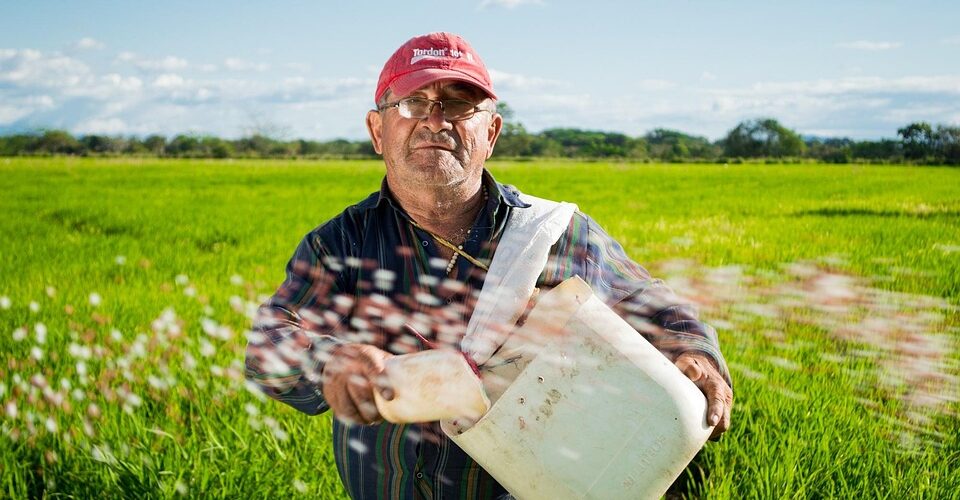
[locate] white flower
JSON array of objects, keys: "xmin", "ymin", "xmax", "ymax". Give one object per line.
[
  {"xmin": 31, "ymin": 347, "xmax": 43, "ymax": 361},
  {"xmin": 45, "ymin": 286, "xmax": 56, "ymax": 297},
  {"xmin": 230, "ymin": 274, "xmax": 244, "ymax": 286},
  {"xmin": 175, "ymin": 274, "xmax": 189, "ymax": 286},
  {"xmin": 126, "ymin": 393, "xmax": 143, "ymax": 407},
  {"xmin": 29, "ymin": 301, "xmax": 40, "ymax": 313},
  {"xmin": 229, "ymin": 295, "xmax": 243, "ymax": 312},
  {"xmin": 115, "ymin": 255, "xmax": 127, "ymax": 265},
  {"xmin": 89, "ymin": 293, "xmax": 102, "ymax": 307},
  {"xmin": 183, "ymin": 353, "xmax": 197, "ymax": 370},
  {"xmin": 13, "ymin": 327, "xmax": 27, "ymax": 341},
  {"xmin": 199, "ymin": 340, "xmax": 216, "ymax": 358},
  {"xmin": 110, "ymin": 329, "xmax": 123, "ymax": 342},
  {"xmin": 183, "ymin": 286, "xmax": 196, "ymax": 297},
  {"xmin": 45, "ymin": 417, "xmax": 58, "ymax": 433},
  {"xmin": 5, "ymin": 401, "xmax": 17, "ymax": 419},
  {"xmin": 34, "ymin": 323, "xmax": 47, "ymax": 344},
  {"xmin": 0, "ymin": 296, "xmax": 11, "ymax": 309},
  {"xmin": 292, "ymin": 479, "xmax": 307, "ymax": 493},
  {"xmin": 244, "ymin": 403, "xmax": 259, "ymax": 416}
]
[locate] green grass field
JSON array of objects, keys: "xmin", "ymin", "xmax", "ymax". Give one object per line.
[{"xmin": 1, "ymin": 157, "xmax": 958, "ymax": 498}]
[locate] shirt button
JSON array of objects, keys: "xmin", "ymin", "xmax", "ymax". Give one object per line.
[{"xmin": 416, "ymin": 472, "xmax": 424, "ymax": 479}]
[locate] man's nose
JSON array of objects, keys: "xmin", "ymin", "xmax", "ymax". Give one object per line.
[{"xmin": 422, "ymin": 102, "xmax": 453, "ymax": 133}]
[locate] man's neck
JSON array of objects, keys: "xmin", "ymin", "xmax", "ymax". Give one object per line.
[{"xmin": 388, "ymin": 176, "xmax": 486, "ymax": 244}]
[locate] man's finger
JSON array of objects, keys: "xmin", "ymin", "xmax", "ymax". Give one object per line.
[
  {"xmin": 345, "ymin": 374, "xmax": 380, "ymax": 424},
  {"xmin": 676, "ymin": 356, "xmax": 704, "ymax": 383},
  {"xmin": 330, "ymin": 381, "xmax": 364, "ymax": 425},
  {"xmin": 372, "ymin": 372, "xmax": 395, "ymax": 401}
]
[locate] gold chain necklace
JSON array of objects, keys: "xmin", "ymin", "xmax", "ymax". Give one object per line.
[{"xmin": 408, "ymin": 186, "xmax": 490, "ymax": 274}]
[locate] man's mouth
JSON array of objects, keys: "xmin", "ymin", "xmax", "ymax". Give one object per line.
[{"xmin": 412, "ymin": 143, "xmax": 454, "ymax": 151}]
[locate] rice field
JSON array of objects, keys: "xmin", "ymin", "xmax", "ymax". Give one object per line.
[{"xmin": 1, "ymin": 157, "xmax": 958, "ymax": 498}]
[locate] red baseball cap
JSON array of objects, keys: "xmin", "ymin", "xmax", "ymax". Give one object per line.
[{"xmin": 375, "ymin": 32, "xmax": 497, "ymax": 104}]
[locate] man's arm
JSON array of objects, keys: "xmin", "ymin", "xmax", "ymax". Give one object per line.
[
  {"xmin": 245, "ymin": 228, "xmax": 395, "ymax": 423},
  {"xmin": 244, "ymin": 232, "xmax": 348, "ymax": 415},
  {"xmin": 541, "ymin": 211, "xmax": 733, "ymax": 437}
]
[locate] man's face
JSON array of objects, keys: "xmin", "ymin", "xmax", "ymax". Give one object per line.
[{"xmin": 366, "ymin": 80, "xmax": 503, "ymax": 189}]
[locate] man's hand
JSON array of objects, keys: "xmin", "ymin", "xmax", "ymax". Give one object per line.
[
  {"xmin": 322, "ymin": 343, "xmax": 395, "ymax": 425},
  {"xmin": 674, "ymin": 352, "xmax": 732, "ymax": 439}
]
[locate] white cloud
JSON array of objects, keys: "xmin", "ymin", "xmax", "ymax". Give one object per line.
[
  {"xmin": 71, "ymin": 37, "xmax": 105, "ymax": 51},
  {"xmin": 74, "ymin": 117, "xmax": 128, "ymax": 135},
  {"xmin": 114, "ymin": 52, "xmax": 189, "ymax": 72},
  {"xmin": 4, "ymin": 47, "xmax": 959, "ymax": 141},
  {"xmin": 479, "ymin": 0, "xmax": 544, "ymax": 9},
  {"xmin": 700, "ymin": 71, "xmax": 717, "ymax": 82},
  {"xmin": 0, "ymin": 49, "xmax": 91, "ymax": 88},
  {"xmin": 0, "ymin": 95, "xmax": 56, "ymax": 124},
  {"xmin": 488, "ymin": 69, "xmax": 566, "ymax": 91},
  {"xmin": 635, "ymin": 79, "xmax": 676, "ymax": 91},
  {"xmin": 499, "ymin": 74, "xmax": 960, "ymax": 140},
  {"xmin": 941, "ymin": 35, "xmax": 960, "ymax": 46},
  {"xmin": 224, "ymin": 57, "xmax": 269, "ymax": 72},
  {"xmin": 152, "ymin": 73, "xmax": 186, "ymax": 89},
  {"xmin": 285, "ymin": 62, "xmax": 312, "ymax": 72},
  {"xmin": 836, "ymin": 40, "xmax": 902, "ymax": 51}
]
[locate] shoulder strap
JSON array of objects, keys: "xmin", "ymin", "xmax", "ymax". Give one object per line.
[{"xmin": 461, "ymin": 195, "xmax": 577, "ymax": 365}]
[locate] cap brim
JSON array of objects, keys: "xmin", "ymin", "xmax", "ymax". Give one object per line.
[{"xmin": 389, "ymin": 68, "xmax": 497, "ymax": 100}]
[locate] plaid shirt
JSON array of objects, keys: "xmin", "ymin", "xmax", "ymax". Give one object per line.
[{"xmin": 245, "ymin": 170, "xmax": 730, "ymax": 499}]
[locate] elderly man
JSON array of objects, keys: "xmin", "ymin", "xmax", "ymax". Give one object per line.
[{"xmin": 246, "ymin": 32, "xmax": 732, "ymax": 499}]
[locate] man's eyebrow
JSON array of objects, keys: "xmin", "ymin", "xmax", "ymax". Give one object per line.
[{"xmin": 442, "ymin": 83, "xmax": 483, "ymax": 99}]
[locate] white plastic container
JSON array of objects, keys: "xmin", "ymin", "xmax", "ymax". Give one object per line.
[
  {"xmin": 441, "ymin": 276, "xmax": 713, "ymax": 499},
  {"xmin": 373, "ymin": 349, "xmax": 490, "ymax": 424}
]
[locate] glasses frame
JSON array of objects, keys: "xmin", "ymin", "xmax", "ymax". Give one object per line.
[{"xmin": 377, "ymin": 97, "xmax": 494, "ymax": 122}]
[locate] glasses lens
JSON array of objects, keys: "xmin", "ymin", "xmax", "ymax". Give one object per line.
[
  {"xmin": 395, "ymin": 98, "xmax": 479, "ymax": 120},
  {"xmin": 398, "ymin": 98, "xmax": 431, "ymax": 119},
  {"xmin": 441, "ymin": 100, "xmax": 475, "ymax": 120}
]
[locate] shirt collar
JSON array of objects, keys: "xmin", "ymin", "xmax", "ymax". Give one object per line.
[{"xmin": 372, "ymin": 169, "xmax": 532, "ymax": 210}]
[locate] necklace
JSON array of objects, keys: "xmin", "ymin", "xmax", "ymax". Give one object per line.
[{"xmin": 409, "ymin": 185, "xmax": 490, "ymax": 275}]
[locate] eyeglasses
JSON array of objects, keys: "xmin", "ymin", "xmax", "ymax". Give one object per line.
[{"xmin": 378, "ymin": 97, "xmax": 493, "ymax": 121}]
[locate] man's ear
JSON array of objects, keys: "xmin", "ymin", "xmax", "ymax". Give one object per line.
[
  {"xmin": 366, "ymin": 110, "xmax": 383, "ymax": 155},
  {"xmin": 485, "ymin": 112, "xmax": 503, "ymax": 160}
]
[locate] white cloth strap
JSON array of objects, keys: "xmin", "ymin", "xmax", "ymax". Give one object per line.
[{"xmin": 461, "ymin": 195, "xmax": 577, "ymax": 366}]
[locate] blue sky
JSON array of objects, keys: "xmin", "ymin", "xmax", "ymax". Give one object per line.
[{"xmin": 1, "ymin": 0, "xmax": 958, "ymax": 140}]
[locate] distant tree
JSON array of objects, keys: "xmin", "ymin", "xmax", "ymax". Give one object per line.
[
  {"xmin": 81, "ymin": 135, "xmax": 125, "ymax": 155},
  {"xmin": 722, "ymin": 118, "xmax": 805, "ymax": 158},
  {"xmin": 850, "ymin": 139, "xmax": 901, "ymax": 161},
  {"xmin": 644, "ymin": 128, "xmax": 717, "ymax": 160},
  {"xmin": 491, "ymin": 101, "xmax": 540, "ymax": 158},
  {"xmin": 199, "ymin": 136, "xmax": 233, "ymax": 158},
  {"xmin": 0, "ymin": 134, "xmax": 38, "ymax": 156},
  {"xmin": 933, "ymin": 125, "xmax": 960, "ymax": 164},
  {"xmin": 898, "ymin": 122, "xmax": 935, "ymax": 160},
  {"xmin": 143, "ymin": 135, "xmax": 167, "ymax": 156},
  {"xmin": 541, "ymin": 128, "xmax": 636, "ymax": 158},
  {"xmin": 166, "ymin": 135, "xmax": 201, "ymax": 157},
  {"xmin": 34, "ymin": 130, "xmax": 82, "ymax": 155},
  {"xmin": 804, "ymin": 137, "xmax": 853, "ymax": 163}
]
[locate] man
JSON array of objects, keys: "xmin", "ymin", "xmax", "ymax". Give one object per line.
[{"xmin": 246, "ymin": 32, "xmax": 732, "ymax": 499}]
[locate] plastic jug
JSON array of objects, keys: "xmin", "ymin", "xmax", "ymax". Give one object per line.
[{"xmin": 441, "ymin": 276, "xmax": 713, "ymax": 499}]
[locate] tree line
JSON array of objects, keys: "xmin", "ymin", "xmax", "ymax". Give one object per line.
[{"xmin": 1, "ymin": 104, "xmax": 958, "ymax": 164}]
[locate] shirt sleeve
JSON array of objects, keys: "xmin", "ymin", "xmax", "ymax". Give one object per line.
[
  {"xmin": 244, "ymin": 229, "xmax": 351, "ymax": 415},
  {"xmin": 540, "ymin": 211, "xmax": 732, "ymax": 387}
]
